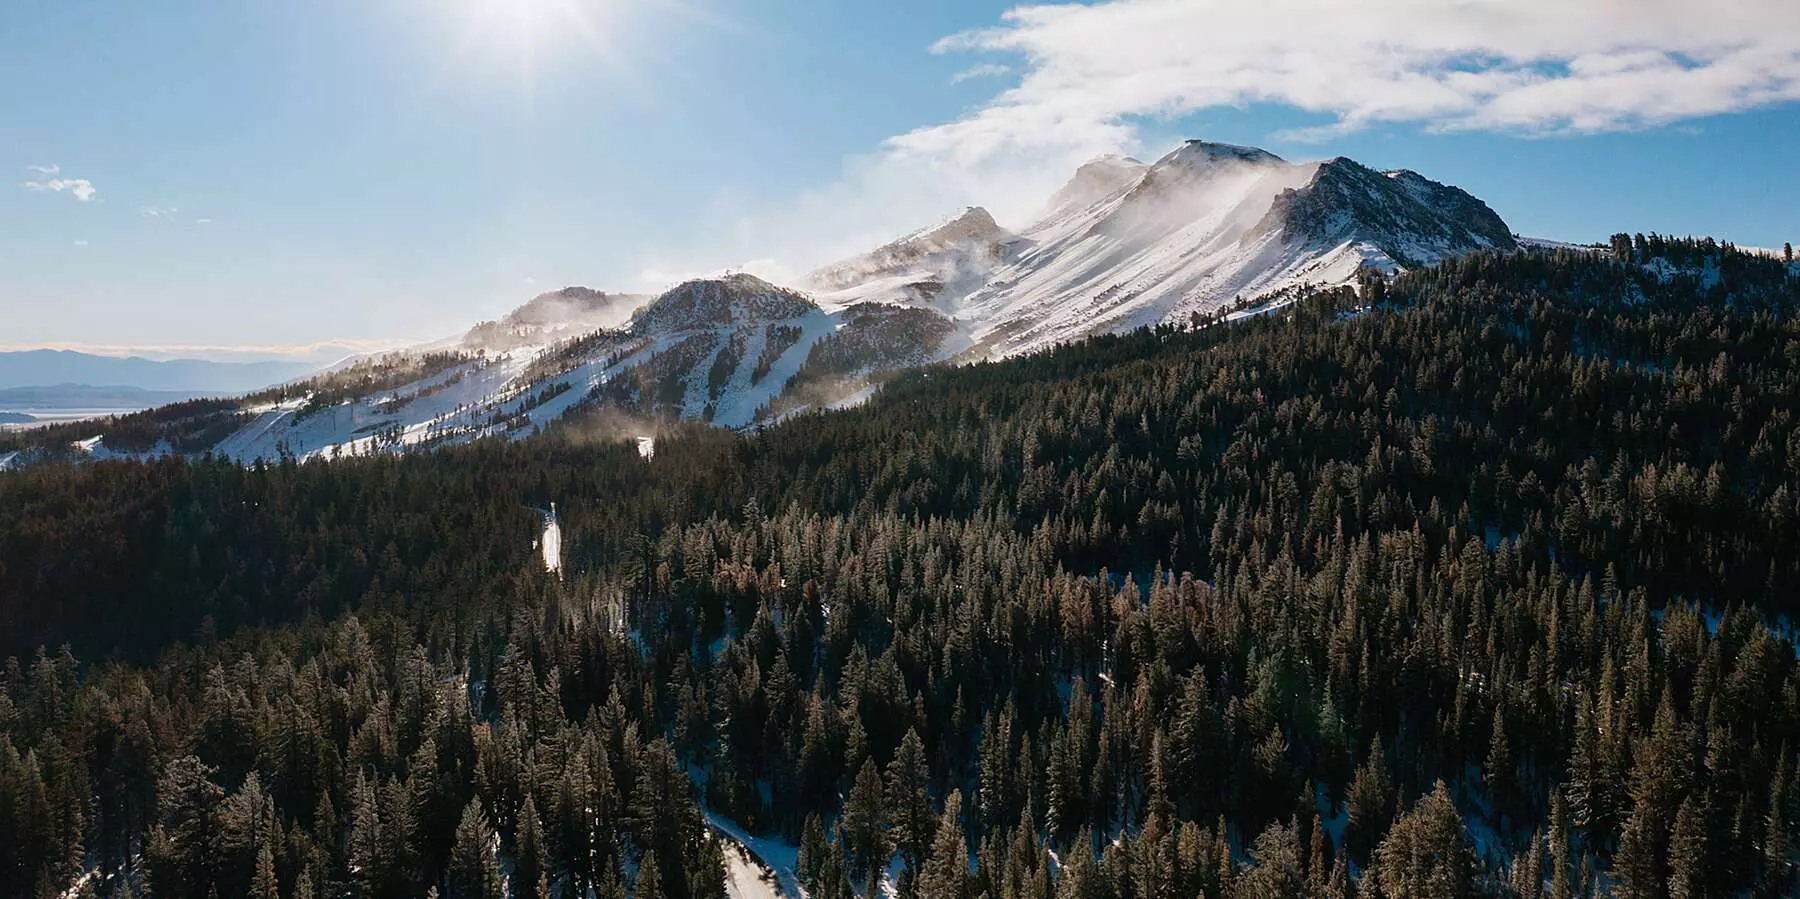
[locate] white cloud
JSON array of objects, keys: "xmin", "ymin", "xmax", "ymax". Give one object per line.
[
  {"xmin": 139, "ymin": 205, "xmax": 178, "ymax": 219},
  {"xmin": 196, "ymin": 218, "xmax": 213, "ymax": 225},
  {"xmin": 72, "ymin": 239, "xmax": 89, "ymax": 247},
  {"xmin": 638, "ymin": 0, "xmax": 1800, "ymax": 289},
  {"xmin": 907, "ymin": 0, "xmax": 1800, "ymax": 154},
  {"xmin": 21, "ymin": 165, "xmax": 99, "ymax": 202},
  {"xmin": 951, "ymin": 63, "xmax": 1012, "ymax": 84}
]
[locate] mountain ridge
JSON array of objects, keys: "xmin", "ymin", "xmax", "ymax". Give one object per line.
[
  {"xmin": 0, "ymin": 349, "xmax": 319, "ymax": 394},
  {"xmin": 6, "ymin": 138, "xmax": 1516, "ymax": 463}
]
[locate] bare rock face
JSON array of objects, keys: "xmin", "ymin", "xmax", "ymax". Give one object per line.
[{"xmin": 1254, "ymin": 158, "xmax": 1516, "ymax": 267}]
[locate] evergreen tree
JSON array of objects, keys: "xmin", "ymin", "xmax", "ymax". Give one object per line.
[
  {"xmin": 842, "ymin": 758, "xmax": 890, "ymax": 888},
  {"xmin": 447, "ymin": 798, "xmax": 503, "ymax": 899},
  {"xmin": 1371, "ymin": 782, "xmax": 1477, "ymax": 899},
  {"xmin": 635, "ymin": 852, "xmax": 667, "ymax": 899},
  {"xmin": 514, "ymin": 793, "xmax": 547, "ymax": 899},
  {"xmin": 1611, "ymin": 801, "xmax": 1662, "ymax": 899},
  {"xmin": 797, "ymin": 813, "xmax": 829, "ymax": 892},
  {"xmin": 251, "ymin": 844, "xmax": 281, "ymax": 899},
  {"xmin": 1234, "ymin": 820, "xmax": 1305, "ymax": 899},
  {"xmin": 887, "ymin": 728, "xmax": 933, "ymax": 884},
  {"xmin": 918, "ymin": 790, "xmax": 968, "ymax": 899},
  {"xmin": 1667, "ymin": 790, "xmax": 1708, "ymax": 899},
  {"xmin": 1346, "ymin": 738, "xmax": 1393, "ymax": 866},
  {"xmin": 1549, "ymin": 792, "xmax": 1575, "ymax": 899},
  {"xmin": 690, "ymin": 835, "xmax": 729, "ymax": 899},
  {"xmin": 1485, "ymin": 705, "xmax": 1514, "ymax": 824}
]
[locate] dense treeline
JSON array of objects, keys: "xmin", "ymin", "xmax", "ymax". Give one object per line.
[{"xmin": 3, "ymin": 241, "xmax": 1799, "ymax": 897}]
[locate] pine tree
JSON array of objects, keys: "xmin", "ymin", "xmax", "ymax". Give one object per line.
[
  {"xmin": 514, "ymin": 793, "xmax": 547, "ymax": 899},
  {"xmin": 251, "ymin": 844, "xmax": 280, "ymax": 899},
  {"xmin": 690, "ymin": 834, "xmax": 729, "ymax": 899},
  {"xmin": 147, "ymin": 755, "xmax": 226, "ymax": 899},
  {"xmin": 1549, "ymin": 792, "xmax": 1575, "ymax": 899},
  {"xmin": 1371, "ymin": 782, "xmax": 1477, "ymax": 899},
  {"xmin": 842, "ymin": 758, "xmax": 890, "ymax": 887},
  {"xmin": 1235, "ymin": 820, "xmax": 1305, "ymax": 898},
  {"xmin": 1667, "ymin": 790, "xmax": 1708, "ymax": 899},
  {"xmin": 798, "ymin": 812, "xmax": 829, "ymax": 891},
  {"xmin": 1485, "ymin": 705, "xmax": 1514, "ymax": 824},
  {"xmin": 1509, "ymin": 828, "xmax": 1544, "ymax": 899},
  {"xmin": 447, "ymin": 797, "xmax": 503, "ymax": 899},
  {"xmin": 635, "ymin": 852, "xmax": 667, "ymax": 899},
  {"xmin": 1045, "ymin": 730, "xmax": 1080, "ymax": 844},
  {"xmin": 917, "ymin": 790, "xmax": 968, "ymax": 899},
  {"xmin": 1055, "ymin": 830, "xmax": 1096, "ymax": 899},
  {"xmin": 1345, "ymin": 737, "xmax": 1393, "ymax": 866},
  {"xmin": 346, "ymin": 771, "xmax": 384, "ymax": 897},
  {"xmin": 1765, "ymin": 754, "xmax": 1791, "ymax": 896},
  {"xmin": 888, "ymin": 728, "xmax": 933, "ymax": 882},
  {"xmin": 1610, "ymin": 801, "xmax": 1661, "ymax": 899}
]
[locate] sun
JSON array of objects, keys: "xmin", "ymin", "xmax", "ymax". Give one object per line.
[{"xmin": 452, "ymin": 0, "xmax": 611, "ymax": 71}]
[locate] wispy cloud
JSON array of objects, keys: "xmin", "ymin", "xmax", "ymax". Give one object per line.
[
  {"xmin": 643, "ymin": 0, "xmax": 1800, "ymax": 288},
  {"xmin": 909, "ymin": 0, "xmax": 1800, "ymax": 154},
  {"xmin": 950, "ymin": 63, "xmax": 1012, "ymax": 85},
  {"xmin": 139, "ymin": 205, "xmax": 178, "ymax": 219},
  {"xmin": 20, "ymin": 164, "xmax": 99, "ymax": 202},
  {"xmin": 72, "ymin": 239, "xmax": 89, "ymax": 247}
]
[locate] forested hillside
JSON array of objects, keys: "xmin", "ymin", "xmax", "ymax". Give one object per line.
[{"xmin": 3, "ymin": 239, "xmax": 1799, "ymax": 898}]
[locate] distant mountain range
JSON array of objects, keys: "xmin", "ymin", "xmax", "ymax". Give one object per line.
[
  {"xmin": 8, "ymin": 139, "xmax": 1519, "ymax": 462},
  {"xmin": 0, "ymin": 349, "xmax": 319, "ymax": 395},
  {"xmin": 0, "ymin": 384, "xmax": 224, "ymax": 411}
]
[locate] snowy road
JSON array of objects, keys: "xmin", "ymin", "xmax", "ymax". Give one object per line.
[
  {"xmin": 705, "ymin": 811, "xmax": 802, "ymax": 899},
  {"xmin": 719, "ymin": 836, "xmax": 790, "ymax": 899}
]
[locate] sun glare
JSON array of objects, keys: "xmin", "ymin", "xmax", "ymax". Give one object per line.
[{"xmin": 454, "ymin": 0, "xmax": 608, "ymax": 69}]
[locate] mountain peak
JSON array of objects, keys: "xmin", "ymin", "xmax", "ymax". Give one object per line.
[
  {"xmin": 920, "ymin": 206, "xmax": 1006, "ymax": 244},
  {"xmin": 804, "ymin": 205, "xmax": 1014, "ymax": 296},
  {"xmin": 1160, "ymin": 140, "xmax": 1286, "ymax": 168},
  {"xmin": 1044, "ymin": 156, "xmax": 1150, "ymax": 217},
  {"xmin": 632, "ymin": 273, "xmax": 817, "ymax": 334},
  {"xmin": 1254, "ymin": 156, "xmax": 1515, "ymax": 264}
]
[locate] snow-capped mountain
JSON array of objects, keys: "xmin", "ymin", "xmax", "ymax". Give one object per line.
[
  {"xmin": 812, "ymin": 140, "xmax": 1514, "ymax": 357},
  {"xmin": 17, "ymin": 139, "xmax": 1513, "ymax": 464}
]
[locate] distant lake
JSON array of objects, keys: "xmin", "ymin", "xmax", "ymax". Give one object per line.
[{"xmin": 0, "ymin": 408, "xmax": 145, "ymax": 431}]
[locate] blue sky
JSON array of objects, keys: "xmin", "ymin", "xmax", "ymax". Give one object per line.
[{"xmin": 4, "ymin": 0, "xmax": 1797, "ymax": 359}]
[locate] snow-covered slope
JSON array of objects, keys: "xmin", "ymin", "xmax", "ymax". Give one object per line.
[{"xmin": 71, "ymin": 274, "xmax": 957, "ymax": 463}]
